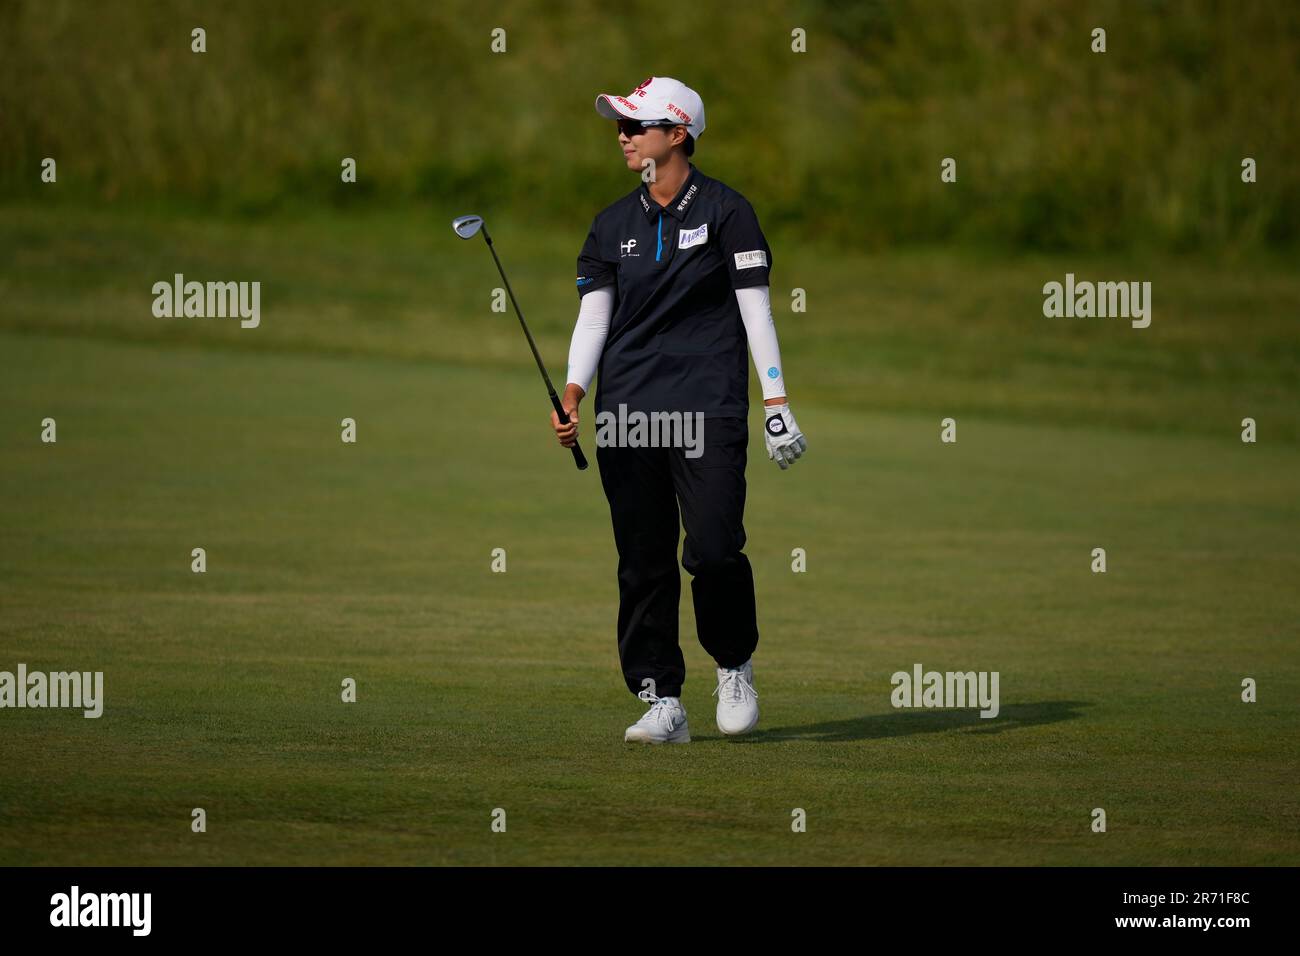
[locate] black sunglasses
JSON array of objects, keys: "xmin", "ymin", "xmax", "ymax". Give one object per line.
[{"xmin": 616, "ymin": 118, "xmax": 680, "ymax": 138}]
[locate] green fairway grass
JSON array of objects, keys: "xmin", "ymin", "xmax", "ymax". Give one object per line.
[{"xmin": 1, "ymin": 208, "xmax": 1297, "ymax": 865}]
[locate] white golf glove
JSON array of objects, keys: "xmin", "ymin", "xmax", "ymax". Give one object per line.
[{"xmin": 763, "ymin": 402, "xmax": 807, "ymax": 470}]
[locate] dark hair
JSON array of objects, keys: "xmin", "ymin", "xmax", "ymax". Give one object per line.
[{"xmin": 683, "ymin": 132, "xmax": 695, "ymax": 157}]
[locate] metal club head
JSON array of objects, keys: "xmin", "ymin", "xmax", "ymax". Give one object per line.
[{"xmin": 452, "ymin": 214, "xmax": 484, "ymax": 239}]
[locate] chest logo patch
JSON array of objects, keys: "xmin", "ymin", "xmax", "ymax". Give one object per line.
[{"xmin": 678, "ymin": 223, "xmax": 708, "ymax": 250}]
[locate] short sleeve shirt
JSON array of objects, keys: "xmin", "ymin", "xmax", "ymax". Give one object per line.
[{"xmin": 575, "ymin": 163, "xmax": 772, "ymax": 417}]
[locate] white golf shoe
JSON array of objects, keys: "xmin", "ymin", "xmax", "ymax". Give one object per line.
[
  {"xmin": 624, "ymin": 690, "xmax": 690, "ymax": 744},
  {"xmin": 713, "ymin": 658, "xmax": 759, "ymax": 735}
]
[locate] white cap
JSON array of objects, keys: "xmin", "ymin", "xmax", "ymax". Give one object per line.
[{"xmin": 595, "ymin": 76, "xmax": 706, "ymax": 142}]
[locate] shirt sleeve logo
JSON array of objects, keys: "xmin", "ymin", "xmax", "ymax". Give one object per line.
[
  {"xmin": 734, "ymin": 250, "xmax": 768, "ymax": 270},
  {"xmin": 678, "ymin": 223, "xmax": 708, "ymax": 249}
]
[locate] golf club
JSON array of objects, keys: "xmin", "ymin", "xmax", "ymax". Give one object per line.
[{"xmin": 452, "ymin": 214, "xmax": 588, "ymax": 471}]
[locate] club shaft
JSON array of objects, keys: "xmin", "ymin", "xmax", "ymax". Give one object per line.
[
  {"xmin": 479, "ymin": 225, "xmax": 588, "ymax": 470},
  {"xmin": 482, "ymin": 226, "xmax": 557, "ymax": 396}
]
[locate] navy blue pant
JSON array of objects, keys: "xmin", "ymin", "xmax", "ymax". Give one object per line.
[{"xmin": 596, "ymin": 415, "xmax": 759, "ymax": 698}]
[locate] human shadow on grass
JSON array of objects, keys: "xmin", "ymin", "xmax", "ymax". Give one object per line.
[{"xmin": 720, "ymin": 700, "xmax": 1090, "ymax": 744}]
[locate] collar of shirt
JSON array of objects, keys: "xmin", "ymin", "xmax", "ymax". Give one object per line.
[{"xmin": 637, "ymin": 162, "xmax": 702, "ymax": 223}]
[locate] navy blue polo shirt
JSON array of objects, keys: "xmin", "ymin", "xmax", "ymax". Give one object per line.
[{"xmin": 575, "ymin": 163, "xmax": 773, "ymax": 418}]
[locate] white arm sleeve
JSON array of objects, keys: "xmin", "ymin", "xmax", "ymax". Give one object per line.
[
  {"xmin": 565, "ymin": 287, "xmax": 614, "ymax": 394},
  {"xmin": 735, "ymin": 285, "xmax": 787, "ymax": 400}
]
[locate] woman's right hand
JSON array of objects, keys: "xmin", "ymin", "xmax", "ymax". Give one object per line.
[{"xmin": 551, "ymin": 384, "xmax": 584, "ymax": 448}]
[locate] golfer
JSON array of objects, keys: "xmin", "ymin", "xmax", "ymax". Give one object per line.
[{"xmin": 553, "ymin": 76, "xmax": 806, "ymax": 744}]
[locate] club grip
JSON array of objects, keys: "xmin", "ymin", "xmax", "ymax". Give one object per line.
[{"xmin": 551, "ymin": 395, "xmax": 589, "ymax": 471}]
